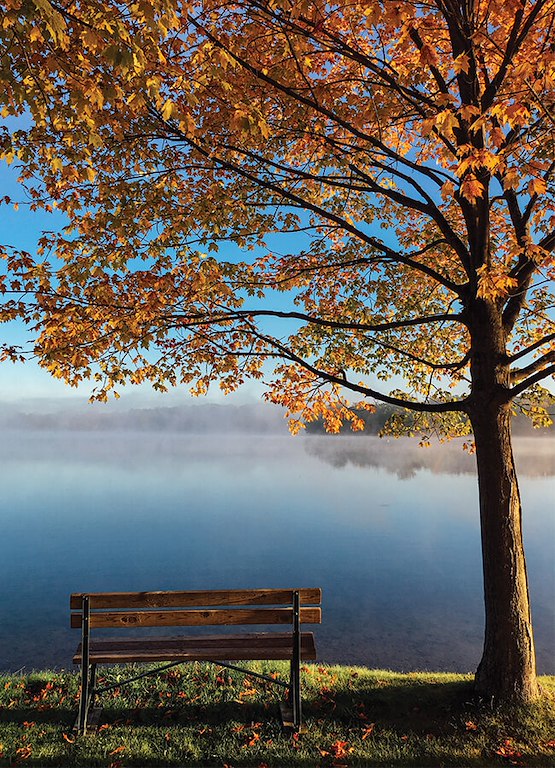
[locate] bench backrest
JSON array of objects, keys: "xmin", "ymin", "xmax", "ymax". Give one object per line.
[{"xmin": 70, "ymin": 589, "xmax": 322, "ymax": 629}]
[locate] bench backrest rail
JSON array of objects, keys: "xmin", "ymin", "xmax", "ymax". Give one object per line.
[{"xmin": 70, "ymin": 588, "xmax": 322, "ymax": 629}]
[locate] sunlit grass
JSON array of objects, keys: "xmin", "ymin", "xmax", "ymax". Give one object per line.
[{"xmin": 0, "ymin": 663, "xmax": 554, "ymax": 765}]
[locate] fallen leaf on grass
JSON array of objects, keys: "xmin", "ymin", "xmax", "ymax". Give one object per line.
[
  {"xmin": 465, "ymin": 720, "xmax": 478, "ymax": 731},
  {"xmin": 362, "ymin": 723, "xmax": 375, "ymax": 739},
  {"xmin": 542, "ymin": 740, "xmax": 555, "ymax": 748},
  {"xmin": 62, "ymin": 733, "xmax": 75, "ymax": 743},
  {"xmin": 109, "ymin": 745, "xmax": 126, "ymax": 756},
  {"xmin": 320, "ymin": 740, "xmax": 355, "ymax": 760},
  {"xmin": 15, "ymin": 745, "xmax": 32, "ymax": 761},
  {"xmin": 494, "ymin": 739, "xmax": 523, "ymax": 764},
  {"xmin": 246, "ymin": 732, "xmax": 260, "ymax": 748}
]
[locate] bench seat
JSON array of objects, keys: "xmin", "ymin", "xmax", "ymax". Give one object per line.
[{"xmin": 73, "ymin": 631, "xmax": 317, "ymax": 664}]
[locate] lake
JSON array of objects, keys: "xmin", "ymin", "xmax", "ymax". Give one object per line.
[{"xmin": 1, "ymin": 430, "xmax": 553, "ymax": 674}]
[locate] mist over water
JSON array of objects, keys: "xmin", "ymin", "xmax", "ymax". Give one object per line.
[{"xmin": 0, "ymin": 421, "xmax": 553, "ymax": 674}]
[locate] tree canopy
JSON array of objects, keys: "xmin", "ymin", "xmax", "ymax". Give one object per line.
[{"xmin": 2, "ymin": 0, "xmax": 553, "ymax": 432}]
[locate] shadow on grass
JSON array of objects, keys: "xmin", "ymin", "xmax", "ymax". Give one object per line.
[
  {"xmin": 0, "ymin": 679, "xmax": 491, "ymax": 736},
  {"xmin": 0, "ymin": 705, "xmax": 76, "ymax": 726},
  {"xmin": 310, "ymin": 678, "xmax": 478, "ymax": 730}
]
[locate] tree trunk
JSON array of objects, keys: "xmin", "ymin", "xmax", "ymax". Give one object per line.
[{"xmin": 469, "ymin": 401, "xmax": 539, "ymax": 703}]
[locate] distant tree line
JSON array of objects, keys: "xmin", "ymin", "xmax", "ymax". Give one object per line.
[{"xmin": 305, "ymin": 400, "xmax": 555, "ymax": 437}]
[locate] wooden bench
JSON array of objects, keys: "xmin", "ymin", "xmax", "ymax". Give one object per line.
[{"xmin": 70, "ymin": 588, "xmax": 321, "ymax": 733}]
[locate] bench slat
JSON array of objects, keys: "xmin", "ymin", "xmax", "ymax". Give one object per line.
[
  {"xmin": 70, "ymin": 588, "xmax": 321, "ymax": 610},
  {"xmin": 74, "ymin": 632, "xmax": 297, "ymax": 650},
  {"xmin": 73, "ymin": 632, "xmax": 317, "ymax": 664},
  {"xmin": 71, "ymin": 607, "xmax": 321, "ymax": 629}
]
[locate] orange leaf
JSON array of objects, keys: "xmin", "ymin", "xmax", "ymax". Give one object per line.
[
  {"xmin": 460, "ymin": 175, "xmax": 484, "ymax": 203},
  {"xmin": 330, "ymin": 740, "xmax": 354, "ymax": 759},
  {"xmin": 528, "ymin": 178, "xmax": 547, "ymax": 196},
  {"xmin": 109, "ymin": 745, "xmax": 126, "ymax": 756},
  {"xmin": 494, "ymin": 738, "xmax": 522, "ymax": 759},
  {"xmin": 362, "ymin": 723, "xmax": 375, "ymax": 739},
  {"xmin": 62, "ymin": 733, "xmax": 76, "ymax": 743}
]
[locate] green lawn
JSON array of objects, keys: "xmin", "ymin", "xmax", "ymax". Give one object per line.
[{"xmin": 1, "ymin": 663, "xmax": 554, "ymax": 766}]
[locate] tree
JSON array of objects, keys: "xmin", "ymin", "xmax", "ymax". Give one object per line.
[{"xmin": 1, "ymin": 0, "xmax": 554, "ymax": 704}]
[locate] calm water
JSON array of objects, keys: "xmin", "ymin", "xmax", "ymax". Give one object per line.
[{"xmin": 1, "ymin": 431, "xmax": 553, "ymax": 673}]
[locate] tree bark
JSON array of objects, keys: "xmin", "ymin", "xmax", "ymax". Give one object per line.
[{"xmin": 469, "ymin": 400, "xmax": 539, "ymax": 703}]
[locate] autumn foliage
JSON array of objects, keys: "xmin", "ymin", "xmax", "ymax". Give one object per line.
[{"xmin": 1, "ymin": 0, "xmax": 554, "ymax": 704}]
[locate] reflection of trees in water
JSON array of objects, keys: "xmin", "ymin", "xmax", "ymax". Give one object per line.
[{"xmin": 305, "ymin": 436, "xmax": 555, "ymax": 479}]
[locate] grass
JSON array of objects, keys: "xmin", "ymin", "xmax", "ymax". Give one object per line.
[{"xmin": 0, "ymin": 663, "xmax": 554, "ymax": 766}]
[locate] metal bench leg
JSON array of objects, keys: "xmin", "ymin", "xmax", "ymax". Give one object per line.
[
  {"xmin": 89, "ymin": 664, "xmax": 97, "ymax": 712},
  {"xmin": 77, "ymin": 596, "xmax": 91, "ymax": 734},
  {"xmin": 291, "ymin": 590, "xmax": 302, "ymax": 731},
  {"xmin": 77, "ymin": 665, "xmax": 89, "ymax": 733}
]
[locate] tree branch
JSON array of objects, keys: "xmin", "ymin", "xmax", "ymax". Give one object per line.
[{"xmin": 509, "ymin": 363, "xmax": 555, "ymax": 398}]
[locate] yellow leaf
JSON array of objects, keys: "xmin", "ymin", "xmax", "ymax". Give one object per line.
[
  {"xmin": 161, "ymin": 99, "xmax": 177, "ymax": 121},
  {"xmin": 453, "ymin": 52, "xmax": 470, "ymax": 74}
]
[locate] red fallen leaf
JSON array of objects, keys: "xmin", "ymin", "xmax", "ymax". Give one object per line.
[
  {"xmin": 22, "ymin": 722, "xmax": 35, "ymax": 728},
  {"xmin": 330, "ymin": 740, "xmax": 354, "ymax": 759},
  {"xmin": 15, "ymin": 745, "xmax": 32, "ymax": 760},
  {"xmin": 543, "ymin": 740, "xmax": 555, "ymax": 748},
  {"xmin": 62, "ymin": 733, "xmax": 76, "ymax": 743},
  {"xmin": 98, "ymin": 724, "xmax": 110, "ymax": 732},
  {"xmin": 109, "ymin": 745, "xmax": 126, "ymax": 756},
  {"xmin": 465, "ymin": 721, "xmax": 478, "ymax": 731},
  {"xmin": 164, "ymin": 732, "xmax": 171, "ymax": 743},
  {"xmin": 494, "ymin": 739, "xmax": 523, "ymax": 761},
  {"xmin": 109, "ymin": 762, "xmax": 123, "ymax": 768}
]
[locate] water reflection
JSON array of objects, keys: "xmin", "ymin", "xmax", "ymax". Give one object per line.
[
  {"xmin": 306, "ymin": 435, "xmax": 555, "ymax": 478},
  {"xmin": 0, "ymin": 431, "xmax": 553, "ymax": 674}
]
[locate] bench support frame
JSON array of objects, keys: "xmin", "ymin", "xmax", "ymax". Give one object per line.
[{"xmin": 74, "ymin": 590, "xmax": 308, "ymax": 734}]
